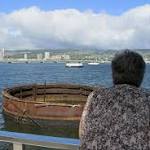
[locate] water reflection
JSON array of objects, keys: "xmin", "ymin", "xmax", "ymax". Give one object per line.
[
  {"xmin": 1, "ymin": 116, "xmax": 79, "ymax": 150},
  {"xmin": 3, "ymin": 117, "xmax": 79, "ymax": 138}
]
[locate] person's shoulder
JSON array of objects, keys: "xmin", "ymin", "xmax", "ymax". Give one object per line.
[
  {"xmin": 114, "ymin": 85, "xmax": 150, "ymax": 105},
  {"xmin": 113, "ymin": 84, "xmax": 149, "ymax": 95},
  {"xmin": 92, "ymin": 86, "xmax": 106, "ymax": 96},
  {"xmin": 91, "ymin": 86, "xmax": 111, "ymax": 98},
  {"xmin": 93, "ymin": 84, "xmax": 149, "ymax": 96},
  {"xmin": 141, "ymin": 88, "xmax": 150, "ymax": 97},
  {"xmin": 88, "ymin": 86, "xmax": 114, "ymax": 105},
  {"xmin": 141, "ymin": 88, "xmax": 150, "ymax": 106},
  {"xmin": 133, "ymin": 86, "xmax": 150, "ymax": 99}
]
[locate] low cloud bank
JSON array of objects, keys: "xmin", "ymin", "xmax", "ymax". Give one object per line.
[{"xmin": 0, "ymin": 4, "xmax": 150, "ymax": 50}]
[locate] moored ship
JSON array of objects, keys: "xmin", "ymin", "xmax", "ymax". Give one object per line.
[
  {"xmin": 88, "ymin": 62, "xmax": 99, "ymax": 65},
  {"xmin": 65, "ymin": 63, "xmax": 84, "ymax": 67}
]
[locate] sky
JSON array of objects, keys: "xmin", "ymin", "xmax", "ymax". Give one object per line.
[
  {"xmin": 0, "ymin": 0, "xmax": 149, "ymax": 15},
  {"xmin": 0, "ymin": 0, "xmax": 150, "ymax": 50}
]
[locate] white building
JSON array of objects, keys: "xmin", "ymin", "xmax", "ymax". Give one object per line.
[
  {"xmin": 24, "ymin": 53, "xmax": 28, "ymax": 60},
  {"xmin": 0, "ymin": 48, "xmax": 5, "ymax": 60},
  {"xmin": 50, "ymin": 54, "xmax": 70, "ymax": 61},
  {"xmin": 44, "ymin": 52, "xmax": 50, "ymax": 60},
  {"xmin": 2, "ymin": 48, "xmax": 5, "ymax": 58},
  {"xmin": 62, "ymin": 54, "xmax": 70, "ymax": 60},
  {"xmin": 37, "ymin": 53, "xmax": 43, "ymax": 60}
]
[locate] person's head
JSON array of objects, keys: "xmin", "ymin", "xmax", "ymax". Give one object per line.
[{"xmin": 111, "ymin": 50, "xmax": 145, "ymax": 87}]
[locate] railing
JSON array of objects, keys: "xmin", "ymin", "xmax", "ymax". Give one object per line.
[{"xmin": 0, "ymin": 131, "xmax": 80, "ymax": 150}]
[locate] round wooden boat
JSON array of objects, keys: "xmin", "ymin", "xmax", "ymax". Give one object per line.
[{"xmin": 2, "ymin": 83, "xmax": 94, "ymax": 127}]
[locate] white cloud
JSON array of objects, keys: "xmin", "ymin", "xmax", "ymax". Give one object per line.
[{"xmin": 0, "ymin": 5, "xmax": 150, "ymax": 50}]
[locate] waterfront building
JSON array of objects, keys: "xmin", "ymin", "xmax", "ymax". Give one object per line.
[
  {"xmin": 37, "ymin": 53, "xmax": 43, "ymax": 60},
  {"xmin": 50, "ymin": 55, "xmax": 61, "ymax": 61},
  {"xmin": 24, "ymin": 53, "xmax": 28, "ymax": 60},
  {"xmin": 44, "ymin": 52, "xmax": 50, "ymax": 60},
  {"xmin": 62, "ymin": 54, "xmax": 70, "ymax": 60},
  {"xmin": 2, "ymin": 48, "xmax": 5, "ymax": 58},
  {"xmin": 50, "ymin": 54, "xmax": 70, "ymax": 61},
  {"xmin": 0, "ymin": 48, "xmax": 5, "ymax": 60}
]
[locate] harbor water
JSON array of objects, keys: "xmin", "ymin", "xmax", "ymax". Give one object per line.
[{"xmin": 0, "ymin": 62, "xmax": 150, "ymax": 149}]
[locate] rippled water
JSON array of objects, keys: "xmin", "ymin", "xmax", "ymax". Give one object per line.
[{"xmin": 0, "ymin": 62, "xmax": 150, "ymax": 149}]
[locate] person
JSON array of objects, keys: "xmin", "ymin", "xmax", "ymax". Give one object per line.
[{"xmin": 79, "ymin": 50, "xmax": 150, "ymax": 150}]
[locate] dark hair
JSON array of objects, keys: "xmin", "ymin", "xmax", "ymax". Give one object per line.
[{"xmin": 111, "ymin": 50, "xmax": 145, "ymax": 87}]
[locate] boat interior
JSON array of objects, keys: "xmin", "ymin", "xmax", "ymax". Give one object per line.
[{"xmin": 5, "ymin": 84, "xmax": 93, "ymax": 105}]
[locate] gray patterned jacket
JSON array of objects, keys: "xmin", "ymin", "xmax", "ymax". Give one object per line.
[{"xmin": 79, "ymin": 84, "xmax": 150, "ymax": 150}]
